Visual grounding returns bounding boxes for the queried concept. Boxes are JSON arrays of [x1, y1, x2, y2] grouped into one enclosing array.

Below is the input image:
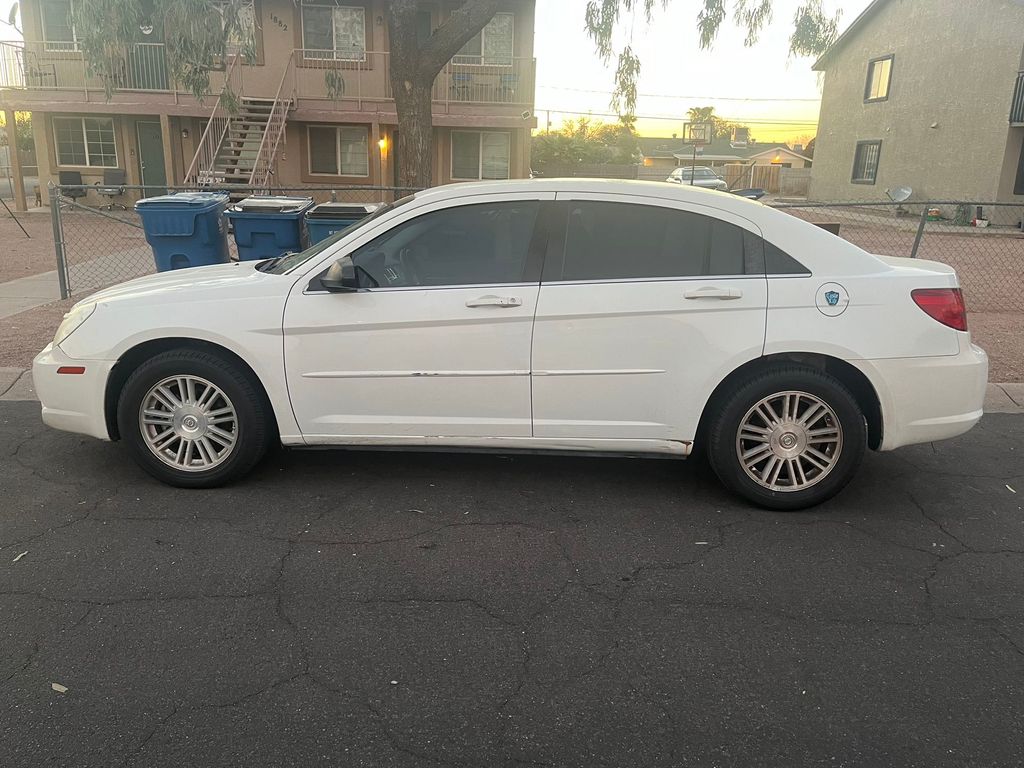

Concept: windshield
[[262, 196, 414, 275]]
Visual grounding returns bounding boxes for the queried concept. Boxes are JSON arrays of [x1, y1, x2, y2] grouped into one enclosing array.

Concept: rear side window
[[743, 230, 811, 275], [549, 201, 756, 281]]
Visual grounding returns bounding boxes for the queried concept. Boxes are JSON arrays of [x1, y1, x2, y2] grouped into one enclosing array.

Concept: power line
[[536, 108, 819, 126], [536, 85, 823, 103]]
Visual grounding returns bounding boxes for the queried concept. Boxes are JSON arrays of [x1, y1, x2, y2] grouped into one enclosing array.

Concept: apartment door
[[136, 121, 167, 193]]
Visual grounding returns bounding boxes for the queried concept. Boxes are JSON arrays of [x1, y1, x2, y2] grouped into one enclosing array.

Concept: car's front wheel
[[116, 349, 274, 488], [707, 366, 867, 511]]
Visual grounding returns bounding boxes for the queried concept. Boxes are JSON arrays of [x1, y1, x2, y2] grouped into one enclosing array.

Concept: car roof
[[413, 178, 759, 214]]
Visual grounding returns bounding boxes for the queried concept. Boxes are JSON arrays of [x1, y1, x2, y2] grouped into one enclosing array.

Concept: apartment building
[[809, 0, 1024, 202], [0, 0, 538, 208]]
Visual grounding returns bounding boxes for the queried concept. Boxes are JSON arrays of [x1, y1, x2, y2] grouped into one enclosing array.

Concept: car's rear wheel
[[707, 366, 867, 511], [117, 349, 273, 488]]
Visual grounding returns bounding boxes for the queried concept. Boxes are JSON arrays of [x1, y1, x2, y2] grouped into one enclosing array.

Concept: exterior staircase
[[184, 53, 296, 191], [215, 97, 277, 185]]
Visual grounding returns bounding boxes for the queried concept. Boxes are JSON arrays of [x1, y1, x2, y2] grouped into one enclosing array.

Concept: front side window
[[551, 202, 753, 282], [41, 0, 77, 49], [451, 131, 510, 180], [348, 201, 540, 288], [455, 12, 514, 65], [308, 125, 369, 176], [851, 140, 881, 184], [864, 55, 893, 102], [301, 2, 366, 60], [53, 116, 117, 167]]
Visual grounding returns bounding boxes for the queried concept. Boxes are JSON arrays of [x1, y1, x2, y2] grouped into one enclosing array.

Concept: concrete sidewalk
[[3, 365, 1022, 413], [0, 271, 60, 320]]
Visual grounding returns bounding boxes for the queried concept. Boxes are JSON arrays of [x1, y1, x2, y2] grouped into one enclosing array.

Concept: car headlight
[[53, 303, 96, 346]]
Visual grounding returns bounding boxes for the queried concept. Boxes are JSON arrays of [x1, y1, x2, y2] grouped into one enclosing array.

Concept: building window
[[301, 2, 366, 60], [451, 131, 511, 180], [41, 0, 77, 50], [308, 125, 369, 177], [222, 0, 257, 53], [851, 140, 881, 185], [864, 55, 893, 102], [53, 116, 117, 167], [455, 13, 514, 65]]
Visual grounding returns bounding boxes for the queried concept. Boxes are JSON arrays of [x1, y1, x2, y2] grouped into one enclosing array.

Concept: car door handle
[[466, 295, 523, 308], [684, 286, 743, 300]]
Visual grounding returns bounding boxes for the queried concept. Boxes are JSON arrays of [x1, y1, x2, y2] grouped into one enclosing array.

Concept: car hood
[[76, 261, 267, 308]]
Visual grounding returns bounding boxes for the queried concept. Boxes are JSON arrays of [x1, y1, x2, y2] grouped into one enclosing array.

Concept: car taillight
[[912, 288, 968, 332]]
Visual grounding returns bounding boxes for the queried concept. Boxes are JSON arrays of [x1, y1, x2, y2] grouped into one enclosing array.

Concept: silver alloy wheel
[[139, 375, 238, 472], [736, 390, 843, 492]]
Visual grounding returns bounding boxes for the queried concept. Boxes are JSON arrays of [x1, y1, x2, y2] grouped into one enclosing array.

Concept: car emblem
[[825, 291, 841, 307]]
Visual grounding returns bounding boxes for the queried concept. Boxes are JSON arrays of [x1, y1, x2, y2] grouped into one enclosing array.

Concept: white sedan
[[34, 180, 988, 510]]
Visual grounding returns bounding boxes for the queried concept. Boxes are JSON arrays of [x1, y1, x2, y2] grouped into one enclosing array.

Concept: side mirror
[[320, 256, 359, 293]]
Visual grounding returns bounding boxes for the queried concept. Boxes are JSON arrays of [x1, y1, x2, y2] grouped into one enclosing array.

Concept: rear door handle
[[466, 295, 523, 308], [684, 286, 743, 300]]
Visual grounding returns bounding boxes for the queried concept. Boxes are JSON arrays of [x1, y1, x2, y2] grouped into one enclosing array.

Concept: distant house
[[639, 136, 811, 172], [809, 0, 1024, 202]]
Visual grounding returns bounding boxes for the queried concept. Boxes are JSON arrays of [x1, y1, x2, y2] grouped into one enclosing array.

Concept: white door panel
[[284, 194, 552, 440], [533, 279, 766, 439], [285, 285, 538, 437], [532, 193, 769, 442]]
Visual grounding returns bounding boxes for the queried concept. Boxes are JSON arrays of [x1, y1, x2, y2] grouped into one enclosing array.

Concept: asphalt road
[[2, 400, 1023, 768]]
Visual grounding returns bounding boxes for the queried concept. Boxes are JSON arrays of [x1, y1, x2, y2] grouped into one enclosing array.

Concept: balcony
[[1011, 72, 1024, 126], [0, 41, 536, 110]]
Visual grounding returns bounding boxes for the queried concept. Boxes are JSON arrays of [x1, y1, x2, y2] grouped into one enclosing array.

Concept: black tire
[[706, 365, 867, 511], [116, 349, 274, 488]]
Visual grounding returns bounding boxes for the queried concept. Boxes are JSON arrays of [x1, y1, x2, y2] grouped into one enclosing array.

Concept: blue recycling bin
[[224, 196, 314, 261], [305, 202, 380, 245], [135, 192, 230, 272]]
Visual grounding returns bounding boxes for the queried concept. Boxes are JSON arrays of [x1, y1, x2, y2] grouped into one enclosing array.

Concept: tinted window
[[349, 201, 540, 288], [554, 202, 748, 281], [742, 230, 810, 275]]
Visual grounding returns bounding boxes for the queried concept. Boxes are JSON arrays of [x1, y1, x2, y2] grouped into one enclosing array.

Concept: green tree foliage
[[531, 118, 640, 168], [0, 111, 34, 152], [72, 0, 255, 99], [585, 0, 841, 119]]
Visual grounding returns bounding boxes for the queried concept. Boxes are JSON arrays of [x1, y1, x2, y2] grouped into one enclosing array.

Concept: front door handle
[[466, 295, 523, 308], [684, 286, 743, 300]]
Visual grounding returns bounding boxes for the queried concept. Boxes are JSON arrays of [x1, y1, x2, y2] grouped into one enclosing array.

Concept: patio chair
[[57, 170, 87, 209], [450, 72, 473, 100], [95, 169, 128, 210], [497, 73, 519, 102]]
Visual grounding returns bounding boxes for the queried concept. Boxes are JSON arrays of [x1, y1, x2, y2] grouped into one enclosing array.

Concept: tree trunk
[[392, 78, 434, 189], [387, 0, 501, 190]]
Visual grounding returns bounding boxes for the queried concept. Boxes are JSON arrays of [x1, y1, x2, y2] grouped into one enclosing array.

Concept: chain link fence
[[48, 186, 1024, 314], [771, 201, 1023, 313], [49, 184, 418, 297]]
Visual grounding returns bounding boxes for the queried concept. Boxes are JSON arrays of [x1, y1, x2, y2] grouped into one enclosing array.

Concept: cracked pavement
[[1, 400, 1023, 767]]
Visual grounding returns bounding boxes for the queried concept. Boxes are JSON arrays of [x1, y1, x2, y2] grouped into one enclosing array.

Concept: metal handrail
[[184, 53, 241, 185], [249, 51, 296, 189]]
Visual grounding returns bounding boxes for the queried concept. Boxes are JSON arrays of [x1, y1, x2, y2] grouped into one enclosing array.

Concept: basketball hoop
[[683, 121, 713, 146]]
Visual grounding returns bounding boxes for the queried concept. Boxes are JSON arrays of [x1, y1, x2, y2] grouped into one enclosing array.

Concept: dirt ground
[[0, 211, 59, 283]]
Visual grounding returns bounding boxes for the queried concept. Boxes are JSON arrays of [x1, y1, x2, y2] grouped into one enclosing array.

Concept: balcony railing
[[280, 50, 536, 108], [1011, 71, 1024, 126], [0, 40, 536, 108], [0, 40, 173, 92]]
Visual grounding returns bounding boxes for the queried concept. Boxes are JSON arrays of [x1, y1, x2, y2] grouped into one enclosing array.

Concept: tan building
[[638, 137, 811, 172], [0, 0, 537, 208], [809, 0, 1024, 203]]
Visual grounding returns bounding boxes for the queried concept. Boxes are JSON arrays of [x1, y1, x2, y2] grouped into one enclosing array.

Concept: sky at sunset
[[533, 0, 875, 144]]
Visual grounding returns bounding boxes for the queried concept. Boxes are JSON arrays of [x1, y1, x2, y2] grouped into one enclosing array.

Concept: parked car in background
[[33, 179, 987, 510], [667, 166, 729, 191]]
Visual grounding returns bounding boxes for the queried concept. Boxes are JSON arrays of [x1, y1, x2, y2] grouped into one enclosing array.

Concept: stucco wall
[[810, 0, 1024, 203]]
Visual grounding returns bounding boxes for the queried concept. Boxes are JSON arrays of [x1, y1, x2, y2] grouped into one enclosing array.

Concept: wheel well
[[103, 338, 275, 441], [695, 353, 883, 454]]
